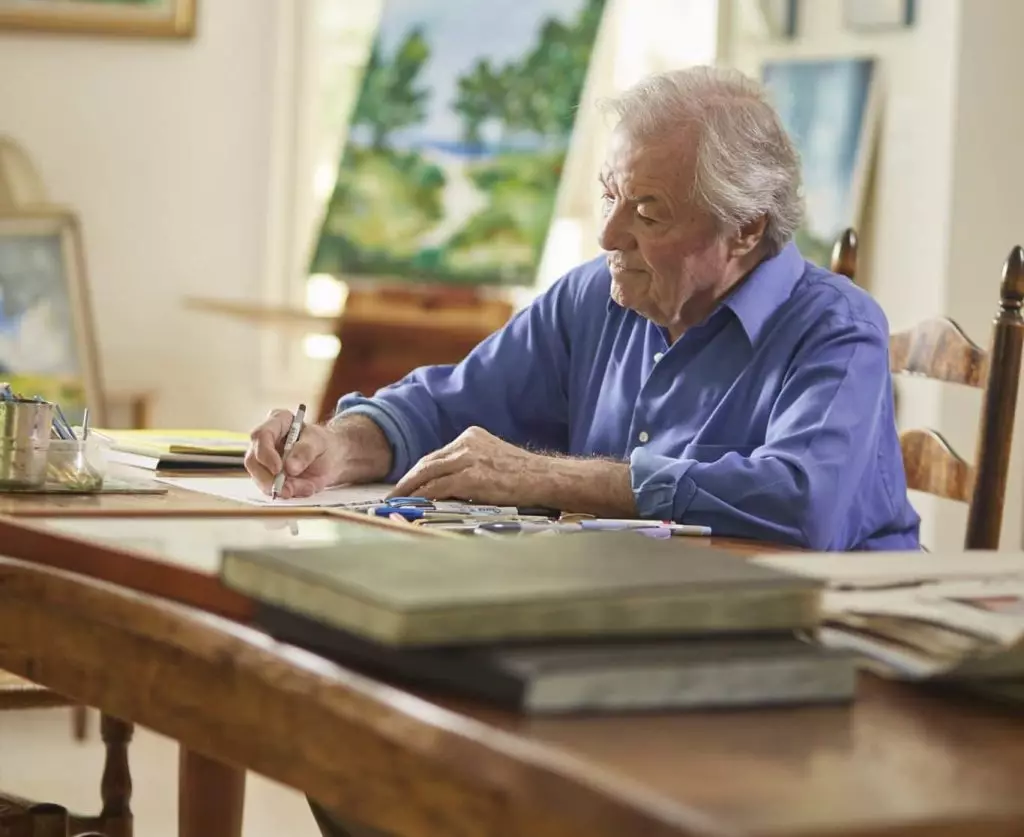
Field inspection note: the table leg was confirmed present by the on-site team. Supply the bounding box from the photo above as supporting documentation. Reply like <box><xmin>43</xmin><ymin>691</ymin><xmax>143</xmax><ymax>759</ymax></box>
<box><xmin>178</xmin><ymin>746</ymin><xmax>245</xmax><ymax>837</ymax></box>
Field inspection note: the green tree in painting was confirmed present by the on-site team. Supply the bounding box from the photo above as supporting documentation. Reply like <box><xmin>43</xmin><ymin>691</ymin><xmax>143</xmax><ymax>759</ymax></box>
<box><xmin>445</xmin><ymin>0</ymin><xmax>606</xmax><ymax>279</ymax></box>
<box><xmin>351</xmin><ymin>28</ymin><xmax>431</xmax><ymax>149</ymax></box>
<box><xmin>311</xmin><ymin>26</ymin><xmax>445</xmax><ymax>276</ymax></box>
<box><xmin>456</xmin><ymin>0</ymin><xmax>605</xmax><ymax>141</ymax></box>
<box><xmin>452</xmin><ymin>59</ymin><xmax>504</xmax><ymax>147</ymax></box>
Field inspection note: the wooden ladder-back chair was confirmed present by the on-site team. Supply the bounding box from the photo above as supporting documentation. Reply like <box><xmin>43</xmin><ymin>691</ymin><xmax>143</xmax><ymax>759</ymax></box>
<box><xmin>830</xmin><ymin>227</ymin><xmax>1024</xmax><ymax>549</ymax></box>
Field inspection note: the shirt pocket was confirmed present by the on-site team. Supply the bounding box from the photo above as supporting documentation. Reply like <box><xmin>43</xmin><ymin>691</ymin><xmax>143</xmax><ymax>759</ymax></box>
<box><xmin>682</xmin><ymin>443</ymin><xmax>758</xmax><ymax>463</ymax></box>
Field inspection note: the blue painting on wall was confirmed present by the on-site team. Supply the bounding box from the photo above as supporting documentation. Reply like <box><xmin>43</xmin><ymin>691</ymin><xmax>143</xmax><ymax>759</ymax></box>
<box><xmin>762</xmin><ymin>57</ymin><xmax>878</xmax><ymax>269</ymax></box>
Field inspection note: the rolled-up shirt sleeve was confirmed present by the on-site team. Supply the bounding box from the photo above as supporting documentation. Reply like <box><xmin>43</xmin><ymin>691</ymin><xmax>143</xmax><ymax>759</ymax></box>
<box><xmin>335</xmin><ymin>275</ymin><xmax>579</xmax><ymax>481</ymax></box>
<box><xmin>630</xmin><ymin>314</ymin><xmax>897</xmax><ymax>550</ymax></box>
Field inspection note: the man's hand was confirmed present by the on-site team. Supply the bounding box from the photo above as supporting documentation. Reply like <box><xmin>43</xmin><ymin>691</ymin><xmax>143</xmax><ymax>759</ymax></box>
<box><xmin>245</xmin><ymin>410</ymin><xmax>392</xmax><ymax>498</ymax></box>
<box><xmin>388</xmin><ymin>426</ymin><xmax>544</xmax><ymax>505</ymax></box>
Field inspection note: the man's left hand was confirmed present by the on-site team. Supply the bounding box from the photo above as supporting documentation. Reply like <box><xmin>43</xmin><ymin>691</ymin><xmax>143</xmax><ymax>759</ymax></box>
<box><xmin>387</xmin><ymin>426</ymin><xmax>544</xmax><ymax>505</ymax></box>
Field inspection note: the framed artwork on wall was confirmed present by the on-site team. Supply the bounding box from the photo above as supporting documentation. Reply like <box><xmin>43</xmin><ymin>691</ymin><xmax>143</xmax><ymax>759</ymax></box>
<box><xmin>761</xmin><ymin>0</ymin><xmax>798</xmax><ymax>38</ymax></box>
<box><xmin>761</xmin><ymin>57</ymin><xmax>881</xmax><ymax>271</ymax></box>
<box><xmin>0</xmin><ymin>211</ymin><xmax>105</xmax><ymax>426</ymax></box>
<box><xmin>841</xmin><ymin>0</ymin><xmax>914</xmax><ymax>31</ymax></box>
<box><xmin>736</xmin><ymin>0</ymin><xmax>798</xmax><ymax>41</ymax></box>
<box><xmin>0</xmin><ymin>0</ymin><xmax>196</xmax><ymax>39</ymax></box>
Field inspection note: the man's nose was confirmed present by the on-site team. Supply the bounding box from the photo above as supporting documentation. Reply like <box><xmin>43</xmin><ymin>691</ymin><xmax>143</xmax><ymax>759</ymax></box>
<box><xmin>598</xmin><ymin>209</ymin><xmax>635</xmax><ymax>252</ymax></box>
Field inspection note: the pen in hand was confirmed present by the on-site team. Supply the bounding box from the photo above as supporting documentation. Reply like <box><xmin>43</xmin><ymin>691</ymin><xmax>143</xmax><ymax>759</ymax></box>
<box><xmin>271</xmin><ymin>403</ymin><xmax>306</xmax><ymax>501</ymax></box>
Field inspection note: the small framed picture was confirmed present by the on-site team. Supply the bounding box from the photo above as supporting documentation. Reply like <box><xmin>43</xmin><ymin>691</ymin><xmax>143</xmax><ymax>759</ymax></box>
<box><xmin>739</xmin><ymin>0</ymin><xmax>798</xmax><ymax>40</ymax></box>
<box><xmin>0</xmin><ymin>210</ymin><xmax>105</xmax><ymax>426</ymax></box>
<box><xmin>0</xmin><ymin>0</ymin><xmax>195</xmax><ymax>39</ymax></box>
<box><xmin>842</xmin><ymin>0</ymin><xmax>914</xmax><ymax>31</ymax></box>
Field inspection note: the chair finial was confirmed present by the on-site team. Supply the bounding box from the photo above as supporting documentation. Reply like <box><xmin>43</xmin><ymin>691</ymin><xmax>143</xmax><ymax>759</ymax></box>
<box><xmin>830</xmin><ymin>227</ymin><xmax>858</xmax><ymax>280</ymax></box>
<box><xmin>1000</xmin><ymin>246</ymin><xmax>1024</xmax><ymax>310</ymax></box>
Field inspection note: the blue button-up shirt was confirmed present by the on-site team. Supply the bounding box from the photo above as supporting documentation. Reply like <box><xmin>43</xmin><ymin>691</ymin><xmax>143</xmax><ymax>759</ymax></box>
<box><xmin>338</xmin><ymin>243</ymin><xmax>921</xmax><ymax>551</ymax></box>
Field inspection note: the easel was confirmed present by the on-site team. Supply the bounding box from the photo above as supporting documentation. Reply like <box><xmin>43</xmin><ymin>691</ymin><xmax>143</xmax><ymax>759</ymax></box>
<box><xmin>314</xmin><ymin>283</ymin><xmax>512</xmax><ymax>421</ymax></box>
<box><xmin>187</xmin><ymin>281</ymin><xmax>513</xmax><ymax>422</ymax></box>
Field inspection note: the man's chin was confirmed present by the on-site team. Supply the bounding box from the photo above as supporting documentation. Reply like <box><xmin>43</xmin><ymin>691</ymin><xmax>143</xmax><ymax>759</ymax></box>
<box><xmin>611</xmin><ymin>278</ymin><xmax>643</xmax><ymax>308</ymax></box>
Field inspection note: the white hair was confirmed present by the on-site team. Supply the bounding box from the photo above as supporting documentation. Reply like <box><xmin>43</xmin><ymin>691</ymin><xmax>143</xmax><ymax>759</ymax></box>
<box><xmin>600</xmin><ymin>66</ymin><xmax>804</xmax><ymax>256</ymax></box>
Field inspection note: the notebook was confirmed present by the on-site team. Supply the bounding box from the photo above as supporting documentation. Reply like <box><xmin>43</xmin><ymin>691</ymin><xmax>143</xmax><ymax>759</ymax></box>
<box><xmin>94</xmin><ymin>429</ymin><xmax>249</xmax><ymax>470</ymax></box>
<box><xmin>259</xmin><ymin>602</ymin><xmax>856</xmax><ymax>713</ymax></box>
<box><xmin>220</xmin><ymin>533</ymin><xmax>821</xmax><ymax>646</ymax></box>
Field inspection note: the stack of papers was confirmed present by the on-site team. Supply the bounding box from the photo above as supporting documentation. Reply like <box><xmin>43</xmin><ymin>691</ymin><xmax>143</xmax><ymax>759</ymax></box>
<box><xmin>752</xmin><ymin>550</ymin><xmax>1024</xmax><ymax>680</ymax></box>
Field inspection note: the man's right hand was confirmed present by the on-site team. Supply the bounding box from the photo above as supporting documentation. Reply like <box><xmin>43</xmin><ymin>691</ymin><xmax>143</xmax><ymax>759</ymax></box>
<box><xmin>245</xmin><ymin>409</ymin><xmax>346</xmax><ymax>499</ymax></box>
<box><xmin>245</xmin><ymin>409</ymin><xmax>393</xmax><ymax>499</ymax></box>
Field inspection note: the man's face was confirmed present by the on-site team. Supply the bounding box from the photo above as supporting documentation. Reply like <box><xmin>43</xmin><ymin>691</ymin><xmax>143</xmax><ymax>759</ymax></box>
<box><xmin>598</xmin><ymin>125</ymin><xmax>731</xmax><ymax>335</ymax></box>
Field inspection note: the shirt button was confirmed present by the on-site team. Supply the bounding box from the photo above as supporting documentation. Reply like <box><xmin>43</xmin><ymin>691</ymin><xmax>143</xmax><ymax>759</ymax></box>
<box><xmin>653</xmin><ymin>352</ymin><xmax>664</xmax><ymax>363</ymax></box>
<box><xmin>638</xmin><ymin>431</ymin><xmax>650</xmax><ymax>443</ymax></box>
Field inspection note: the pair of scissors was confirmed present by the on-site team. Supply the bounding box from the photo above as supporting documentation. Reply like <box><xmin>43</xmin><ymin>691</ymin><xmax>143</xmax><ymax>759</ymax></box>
<box><xmin>384</xmin><ymin>496</ymin><xmax>433</xmax><ymax>508</ymax></box>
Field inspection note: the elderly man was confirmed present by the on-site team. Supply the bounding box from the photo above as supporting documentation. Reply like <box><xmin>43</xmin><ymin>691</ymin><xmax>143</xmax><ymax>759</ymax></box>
<box><xmin>247</xmin><ymin>65</ymin><xmax>920</xmax><ymax>555</ymax></box>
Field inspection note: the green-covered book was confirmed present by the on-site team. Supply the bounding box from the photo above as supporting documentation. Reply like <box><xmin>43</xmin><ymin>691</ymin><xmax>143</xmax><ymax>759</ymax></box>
<box><xmin>219</xmin><ymin>533</ymin><xmax>820</xmax><ymax>646</ymax></box>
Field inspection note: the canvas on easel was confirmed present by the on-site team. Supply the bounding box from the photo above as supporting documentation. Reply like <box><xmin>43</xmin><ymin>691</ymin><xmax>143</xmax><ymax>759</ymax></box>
<box><xmin>310</xmin><ymin>0</ymin><xmax>608</xmax><ymax>289</ymax></box>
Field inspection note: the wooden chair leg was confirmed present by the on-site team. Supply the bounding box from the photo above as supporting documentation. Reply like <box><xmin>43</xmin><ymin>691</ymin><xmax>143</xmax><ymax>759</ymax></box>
<box><xmin>71</xmin><ymin>706</ymin><xmax>89</xmax><ymax>742</ymax></box>
<box><xmin>98</xmin><ymin>715</ymin><xmax>133</xmax><ymax>837</ymax></box>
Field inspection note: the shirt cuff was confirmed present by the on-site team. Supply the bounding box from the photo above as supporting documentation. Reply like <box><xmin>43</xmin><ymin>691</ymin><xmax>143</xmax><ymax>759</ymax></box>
<box><xmin>335</xmin><ymin>396</ymin><xmax>413</xmax><ymax>483</ymax></box>
<box><xmin>629</xmin><ymin>446</ymin><xmax>699</xmax><ymax>522</ymax></box>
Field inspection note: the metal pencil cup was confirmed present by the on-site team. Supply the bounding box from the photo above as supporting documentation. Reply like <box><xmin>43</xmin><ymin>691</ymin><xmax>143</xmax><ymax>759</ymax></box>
<box><xmin>0</xmin><ymin>399</ymin><xmax>54</xmax><ymax>488</ymax></box>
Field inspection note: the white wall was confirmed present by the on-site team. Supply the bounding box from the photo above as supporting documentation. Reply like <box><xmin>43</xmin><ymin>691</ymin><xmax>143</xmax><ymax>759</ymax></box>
<box><xmin>0</xmin><ymin>0</ymin><xmax>290</xmax><ymax>430</ymax></box>
<box><xmin>939</xmin><ymin>2</ymin><xmax>1024</xmax><ymax>551</ymax></box>
<box><xmin>720</xmin><ymin>0</ymin><xmax>1024</xmax><ymax>549</ymax></box>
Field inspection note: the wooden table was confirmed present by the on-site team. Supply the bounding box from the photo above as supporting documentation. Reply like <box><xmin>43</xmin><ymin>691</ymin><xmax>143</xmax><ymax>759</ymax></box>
<box><xmin>3</xmin><ymin>475</ymin><xmax>1024</xmax><ymax>837</ymax></box>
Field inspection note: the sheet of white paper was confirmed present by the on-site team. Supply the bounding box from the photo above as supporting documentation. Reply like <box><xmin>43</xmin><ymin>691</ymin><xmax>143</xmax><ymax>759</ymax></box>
<box><xmin>156</xmin><ymin>476</ymin><xmax>393</xmax><ymax>507</ymax></box>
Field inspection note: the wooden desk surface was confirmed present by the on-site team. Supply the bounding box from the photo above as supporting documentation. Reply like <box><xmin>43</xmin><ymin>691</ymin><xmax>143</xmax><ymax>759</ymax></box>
<box><xmin>3</xmin><ymin>471</ymin><xmax>1024</xmax><ymax>837</ymax></box>
<box><xmin>0</xmin><ymin>469</ymin><xmax>254</xmax><ymax>516</ymax></box>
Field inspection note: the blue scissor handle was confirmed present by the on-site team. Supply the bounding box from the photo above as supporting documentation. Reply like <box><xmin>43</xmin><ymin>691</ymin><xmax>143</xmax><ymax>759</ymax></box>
<box><xmin>371</xmin><ymin>506</ymin><xmax>425</xmax><ymax>519</ymax></box>
<box><xmin>385</xmin><ymin>496</ymin><xmax>432</xmax><ymax>507</ymax></box>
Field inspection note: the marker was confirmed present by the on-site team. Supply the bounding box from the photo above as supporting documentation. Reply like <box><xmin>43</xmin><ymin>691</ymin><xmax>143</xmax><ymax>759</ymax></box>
<box><xmin>368</xmin><ymin>506</ymin><xmax>466</xmax><ymax>522</ymax></box>
<box><xmin>576</xmin><ymin>520</ymin><xmax>712</xmax><ymax>535</ymax></box>
<box><xmin>474</xmin><ymin>520</ymin><xmax>711</xmax><ymax>537</ymax></box>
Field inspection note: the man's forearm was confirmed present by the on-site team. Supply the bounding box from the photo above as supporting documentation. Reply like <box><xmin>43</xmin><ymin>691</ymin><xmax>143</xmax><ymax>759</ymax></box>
<box><xmin>327</xmin><ymin>414</ymin><xmax>393</xmax><ymax>483</ymax></box>
<box><xmin>525</xmin><ymin>456</ymin><xmax>636</xmax><ymax>517</ymax></box>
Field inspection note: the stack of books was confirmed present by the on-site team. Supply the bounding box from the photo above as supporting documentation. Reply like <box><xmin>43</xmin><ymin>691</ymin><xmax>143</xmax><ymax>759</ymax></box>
<box><xmin>93</xmin><ymin>429</ymin><xmax>249</xmax><ymax>471</ymax></box>
<box><xmin>218</xmin><ymin>533</ymin><xmax>856</xmax><ymax>714</ymax></box>
<box><xmin>752</xmin><ymin>550</ymin><xmax>1024</xmax><ymax>701</ymax></box>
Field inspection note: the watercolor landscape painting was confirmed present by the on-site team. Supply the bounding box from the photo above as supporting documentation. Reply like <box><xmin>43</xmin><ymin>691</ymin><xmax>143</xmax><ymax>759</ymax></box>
<box><xmin>310</xmin><ymin>0</ymin><xmax>607</xmax><ymax>287</ymax></box>
<box><xmin>762</xmin><ymin>58</ymin><xmax>878</xmax><ymax>269</ymax></box>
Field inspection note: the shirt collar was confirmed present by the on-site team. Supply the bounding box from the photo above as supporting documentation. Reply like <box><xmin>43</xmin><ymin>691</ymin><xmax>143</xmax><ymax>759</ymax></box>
<box><xmin>604</xmin><ymin>242</ymin><xmax>806</xmax><ymax>346</ymax></box>
<box><xmin>720</xmin><ymin>241</ymin><xmax>805</xmax><ymax>346</ymax></box>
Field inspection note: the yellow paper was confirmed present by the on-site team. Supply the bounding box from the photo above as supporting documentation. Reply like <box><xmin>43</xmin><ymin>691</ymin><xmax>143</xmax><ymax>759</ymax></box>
<box><xmin>93</xmin><ymin>428</ymin><xmax>249</xmax><ymax>456</ymax></box>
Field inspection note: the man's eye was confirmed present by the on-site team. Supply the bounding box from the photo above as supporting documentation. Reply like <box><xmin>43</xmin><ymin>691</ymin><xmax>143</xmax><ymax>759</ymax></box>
<box><xmin>637</xmin><ymin>213</ymin><xmax>657</xmax><ymax>225</ymax></box>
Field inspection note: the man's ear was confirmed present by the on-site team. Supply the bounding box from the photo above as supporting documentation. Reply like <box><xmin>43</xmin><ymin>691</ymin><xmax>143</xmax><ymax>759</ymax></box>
<box><xmin>728</xmin><ymin>215</ymin><xmax>768</xmax><ymax>259</ymax></box>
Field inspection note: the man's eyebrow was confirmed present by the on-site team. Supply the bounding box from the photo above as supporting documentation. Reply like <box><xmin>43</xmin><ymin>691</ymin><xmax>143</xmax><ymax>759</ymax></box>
<box><xmin>626</xmin><ymin>193</ymin><xmax>660</xmax><ymax>204</ymax></box>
